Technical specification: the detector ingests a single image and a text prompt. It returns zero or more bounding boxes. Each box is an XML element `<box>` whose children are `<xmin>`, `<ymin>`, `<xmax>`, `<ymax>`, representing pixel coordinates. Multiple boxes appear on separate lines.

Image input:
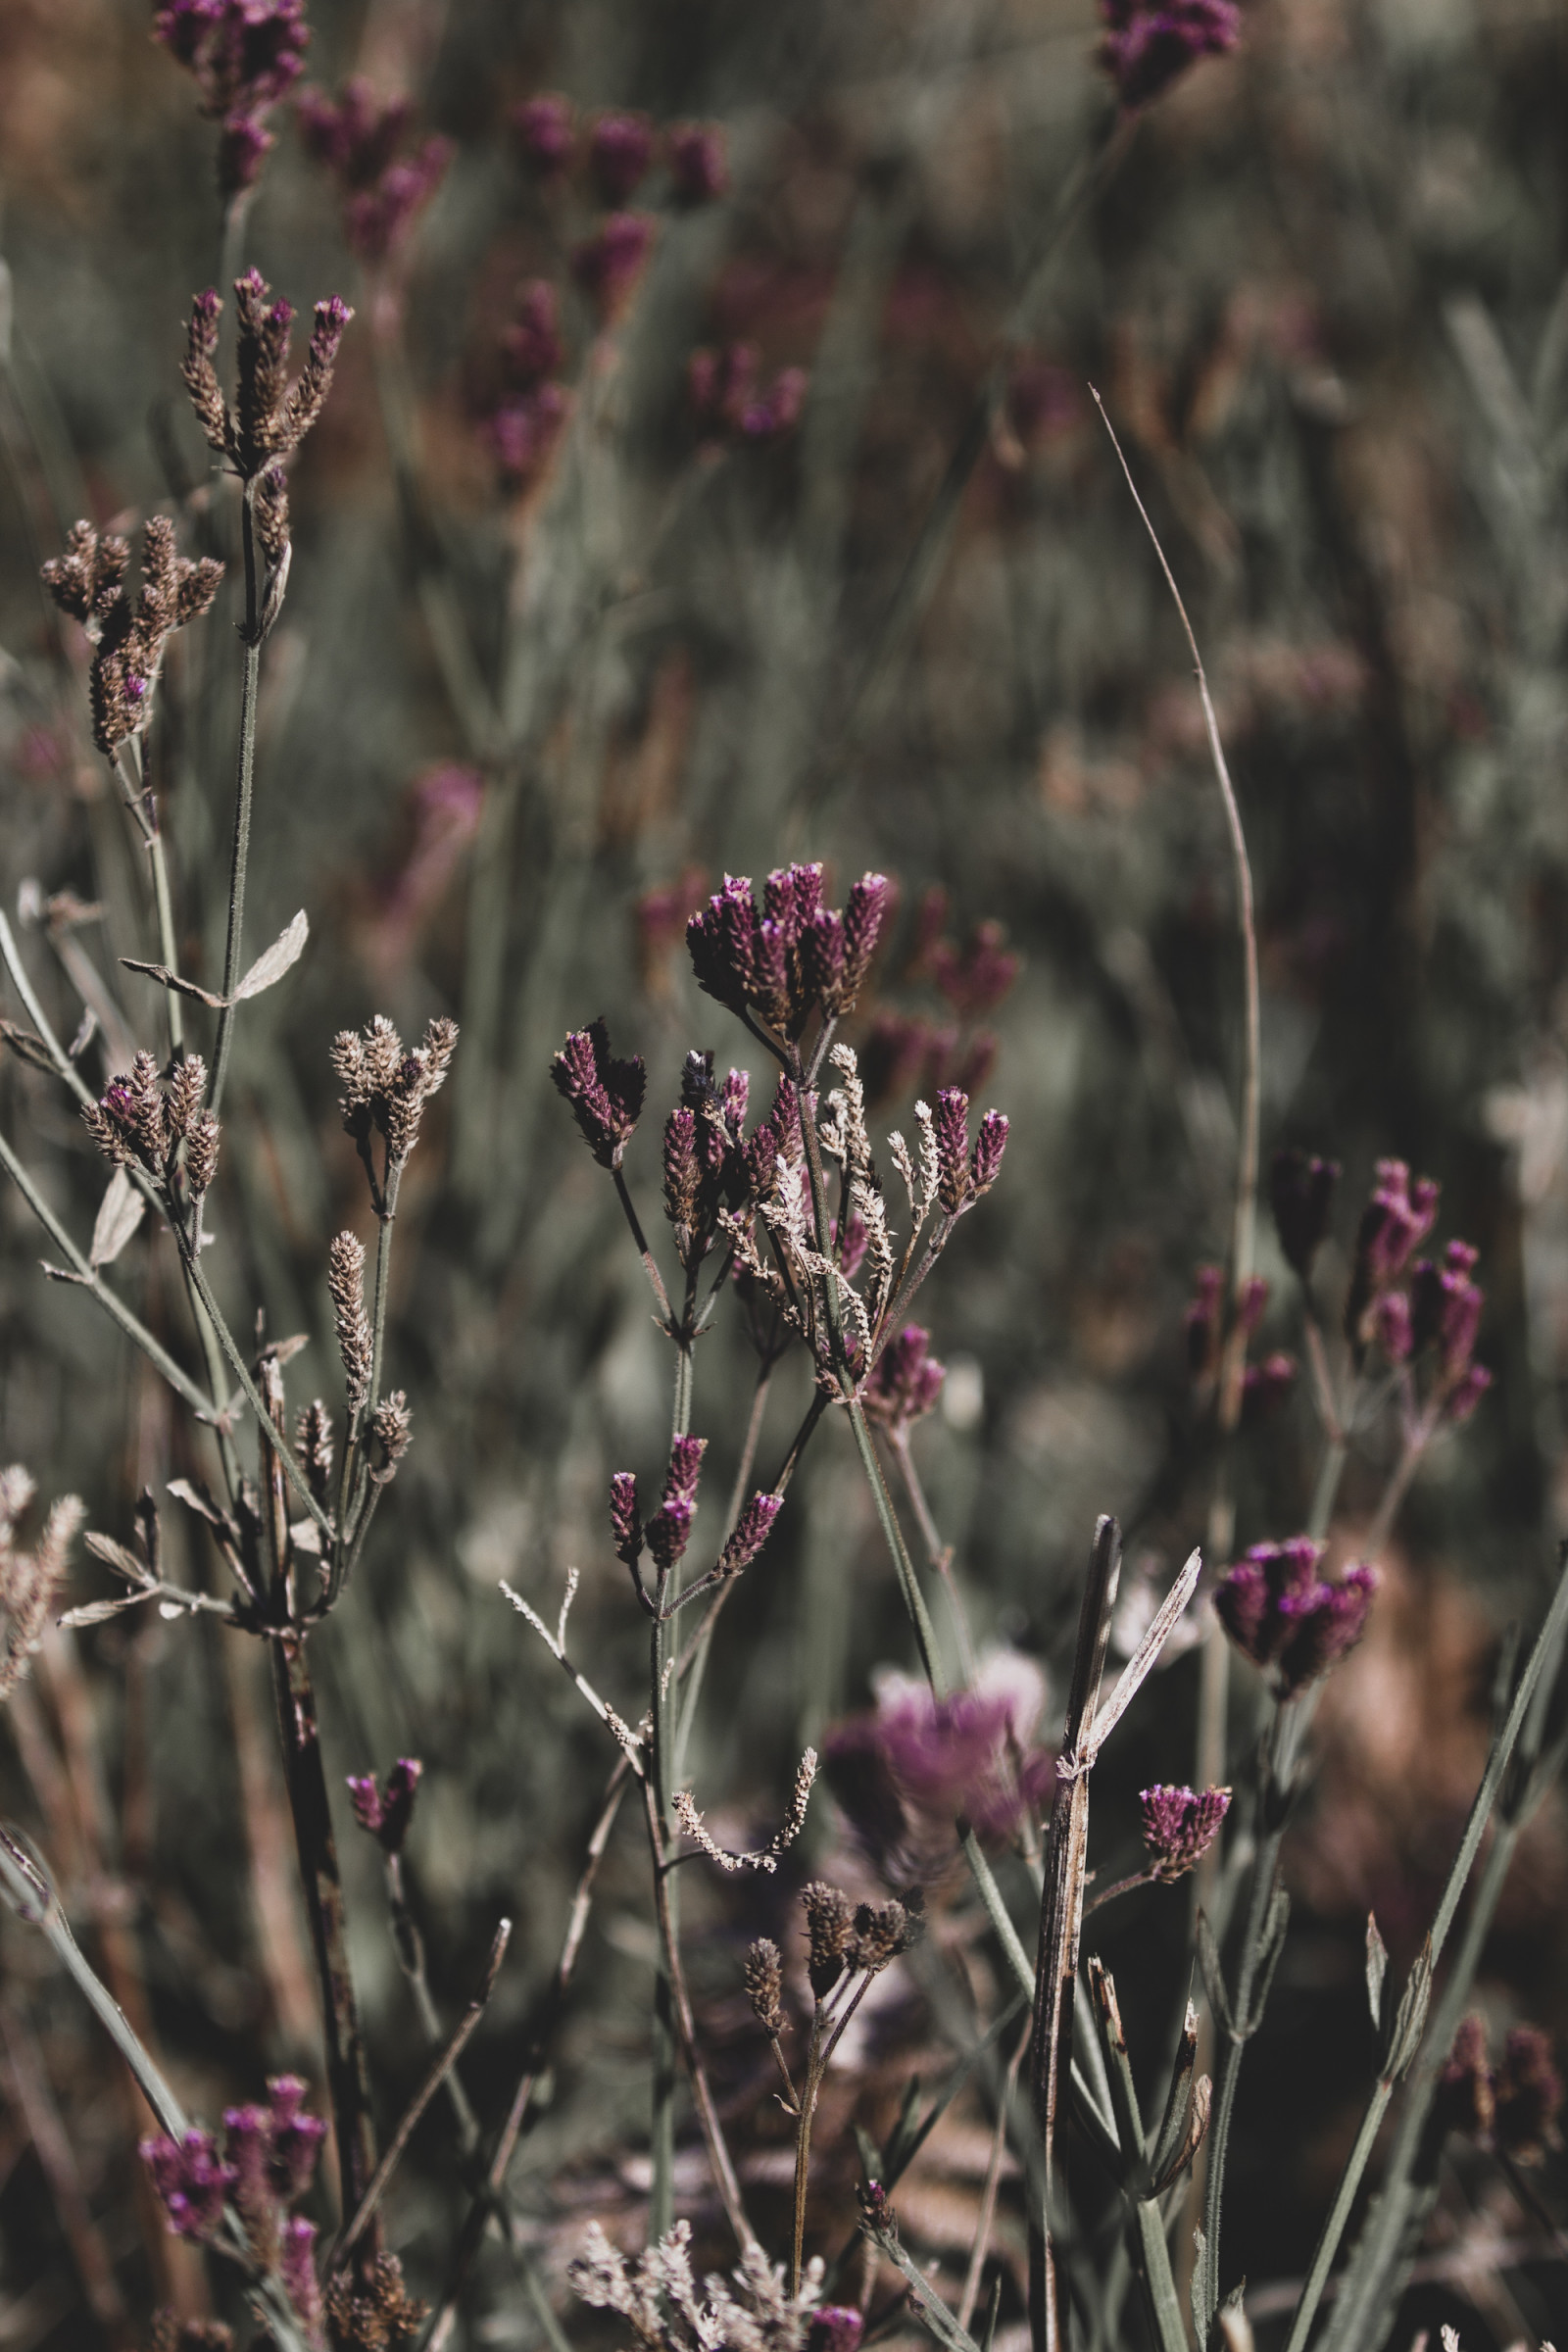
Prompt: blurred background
<box><xmin>1</xmin><ymin>0</ymin><xmax>1568</xmax><ymax>2343</ymax></box>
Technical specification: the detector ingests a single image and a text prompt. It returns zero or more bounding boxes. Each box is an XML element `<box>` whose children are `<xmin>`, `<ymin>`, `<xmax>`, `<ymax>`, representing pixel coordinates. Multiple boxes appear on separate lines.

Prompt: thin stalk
<box><xmin>615</xmin><ymin>1165</ymin><xmax>673</xmax><ymax>1326</ymax></box>
<box><xmin>175</xmin><ymin>1233</ymin><xmax>334</xmax><ymax>1536</ymax></box>
<box><xmin>959</xmin><ymin>2018</ymin><xmax>1030</xmax><ymax>2331</ymax></box>
<box><xmin>649</xmin><ymin>1268</ymin><xmax>698</xmax><ymax>2242</ymax></box>
<box><xmin>641</xmin><ymin>1776</ymin><xmax>756</xmax><ymax>2251</ymax></box>
<box><xmin>1027</xmin><ymin>1515</ymin><xmax>1122</xmax><ymax>2352</ymax></box>
<box><xmin>270</xmin><ymin>1635</ymin><xmax>378</xmax><ymax>2230</ymax></box>
<box><xmin>116</xmin><ymin>740</ymin><xmax>184</xmax><ymax>1061</ymax></box>
<box><xmin>674</xmin><ymin>1359</ymin><xmax>773</xmax><ymax>1781</ymax></box>
<box><xmin>333</xmin><ymin>1920</ymin><xmax>511</xmax><ymax>2269</ymax></box>
<box><xmin>421</xmin><ymin>1762</ymin><xmax>629</xmax><ymax>2352</ymax></box>
<box><xmin>890</xmin><ymin>1425</ymin><xmax>977</xmax><ymax>1684</ymax></box>
<box><xmin>847</xmin><ymin>1398</ymin><xmax>944</xmax><ymax>1691</ymax></box>
<box><xmin>210</xmin><ymin>481</ymin><xmax>261</xmax><ymax>1114</ymax></box>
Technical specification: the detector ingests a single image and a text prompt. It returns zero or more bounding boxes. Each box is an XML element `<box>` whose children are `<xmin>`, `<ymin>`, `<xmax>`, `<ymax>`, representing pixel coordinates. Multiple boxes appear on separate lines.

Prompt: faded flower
<box><xmin>42</xmin><ymin>518</ymin><xmax>223</xmax><ymax>757</ymax></box>
<box><xmin>569</xmin><ymin>2219</ymin><xmax>824</xmax><ymax>2352</ymax></box>
<box><xmin>0</xmin><ymin>1470</ymin><xmax>84</xmax><ymax>1702</ymax></box>
<box><xmin>825</xmin><ymin>1650</ymin><xmax>1054</xmax><ymax>1872</ymax></box>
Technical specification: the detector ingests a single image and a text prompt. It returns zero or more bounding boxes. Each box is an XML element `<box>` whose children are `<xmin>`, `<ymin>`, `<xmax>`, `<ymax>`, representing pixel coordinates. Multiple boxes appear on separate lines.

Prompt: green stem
<box><xmin>176</xmin><ymin>1232</ymin><xmax>334</xmax><ymax>1536</ymax></box>
<box><xmin>649</xmin><ymin>1279</ymin><xmax>697</xmax><ymax>2244</ymax></box>
<box><xmin>210</xmin><ymin>482</ymin><xmax>261</xmax><ymax>1115</ymax></box>
<box><xmin>847</xmin><ymin>1397</ymin><xmax>945</xmax><ymax>1693</ymax></box>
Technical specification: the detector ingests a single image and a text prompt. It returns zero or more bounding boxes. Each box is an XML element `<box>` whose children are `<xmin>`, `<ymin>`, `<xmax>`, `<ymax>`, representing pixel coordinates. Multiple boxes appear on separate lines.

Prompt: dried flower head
<box><xmin>295</xmin><ymin>1400</ymin><xmax>333</xmax><ymax>1507</ymax></box>
<box><xmin>0</xmin><ymin>1472</ymin><xmax>84</xmax><ymax>1703</ymax></box>
<box><xmin>182</xmin><ymin>275</ymin><xmax>352</xmax><ymax>487</ymax></box>
<box><xmin>81</xmin><ymin>1053</ymin><xmax>218</xmax><ymax>1202</ymax></box>
<box><xmin>369</xmin><ymin>1392</ymin><xmax>413</xmax><ymax>1480</ymax></box>
<box><xmin>327</xmin><ymin>1232</ymin><xmax>371</xmax><ymax>1409</ymax></box>
<box><xmin>1139</xmin><ymin>1784</ymin><xmax>1231</xmax><ymax>1882</ymax></box>
<box><xmin>551</xmin><ymin>1018</ymin><xmax>645</xmax><ymax>1170</ymax></box>
<box><xmin>324</xmin><ymin>2251</ymin><xmax>425</xmax><ymax>2352</ymax></box>
<box><xmin>569</xmin><ymin>2219</ymin><xmax>823</xmax><ymax>2352</ymax></box>
<box><xmin>1099</xmin><ymin>0</ymin><xmax>1243</xmax><ymax>109</ymax></box>
<box><xmin>1214</xmin><ymin>1538</ymin><xmax>1377</xmax><ymax>1696</ymax></box>
<box><xmin>801</xmin><ymin>1881</ymin><xmax>858</xmax><ymax>1999</ymax></box>
<box><xmin>140</xmin><ymin>2129</ymin><xmax>235</xmax><ymax>2240</ymax></box>
<box><xmin>347</xmin><ymin>1757</ymin><xmax>422</xmax><ymax>1854</ymax></box>
<box><xmin>715</xmin><ymin>1491</ymin><xmax>785</xmax><ymax>1581</ymax></box>
<box><xmin>849</xmin><ymin>1888</ymin><xmax>925</xmax><ymax>1973</ymax></box>
<box><xmin>744</xmin><ymin>1937</ymin><xmax>785</xmax><ymax>2034</ymax></box>
<box><xmin>42</xmin><ymin>517</ymin><xmax>223</xmax><ymax>757</ymax></box>
<box><xmin>333</xmin><ymin>1012</ymin><xmax>458</xmax><ymax>1170</ymax></box>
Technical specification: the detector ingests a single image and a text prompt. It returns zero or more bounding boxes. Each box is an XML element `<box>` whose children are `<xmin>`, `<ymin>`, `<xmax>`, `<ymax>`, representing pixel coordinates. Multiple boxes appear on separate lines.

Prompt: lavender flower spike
<box><xmin>863</xmin><ymin>1325</ymin><xmax>946</xmax><ymax>1434</ymax></box>
<box><xmin>282</xmin><ymin>2216</ymin><xmax>326</xmax><ymax>2352</ymax></box>
<box><xmin>346</xmin><ymin>1757</ymin><xmax>422</xmax><ymax>1854</ymax></box>
<box><xmin>1140</xmin><ymin>1783</ymin><xmax>1231</xmax><ymax>1882</ymax></box>
<box><xmin>551</xmin><ymin>1017</ymin><xmax>646</xmax><ymax>1168</ymax></box>
<box><xmin>141</xmin><ymin>2129</ymin><xmax>235</xmax><ymax>2240</ymax></box>
<box><xmin>717</xmin><ymin>1492</ymin><xmax>784</xmax><ymax>1578</ymax></box>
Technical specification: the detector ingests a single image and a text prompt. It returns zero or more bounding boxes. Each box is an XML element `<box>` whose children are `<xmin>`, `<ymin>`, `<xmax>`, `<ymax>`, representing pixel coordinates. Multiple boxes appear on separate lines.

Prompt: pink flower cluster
<box><xmin>296</xmin><ymin>77</ymin><xmax>453</xmax><ymax>265</ymax></box>
<box><xmin>1214</xmin><ymin>1537</ymin><xmax>1376</xmax><ymax>1697</ymax></box>
<box><xmin>153</xmin><ymin>0</ymin><xmax>310</xmax><ymax>194</ymax></box>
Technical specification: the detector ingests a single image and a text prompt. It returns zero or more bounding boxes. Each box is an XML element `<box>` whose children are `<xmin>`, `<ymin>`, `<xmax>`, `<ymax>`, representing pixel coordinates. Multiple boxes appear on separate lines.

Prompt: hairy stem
<box><xmin>210</xmin><ymin>481</ymin><xmax>261</xmax><ymax>1114</ymax></box>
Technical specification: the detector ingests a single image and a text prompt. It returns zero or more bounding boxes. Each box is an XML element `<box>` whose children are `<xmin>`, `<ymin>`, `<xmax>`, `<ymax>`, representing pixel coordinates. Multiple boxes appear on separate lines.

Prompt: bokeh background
<box><xmin>2</xmin><ymin>0</ymin><xmax>1568</xmax><ymax>2344</ymax></box>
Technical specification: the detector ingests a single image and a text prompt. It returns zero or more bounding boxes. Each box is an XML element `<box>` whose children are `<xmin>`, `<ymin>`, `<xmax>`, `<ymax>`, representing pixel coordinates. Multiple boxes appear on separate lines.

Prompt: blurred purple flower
<box><xmin>1241</xmin><ymin>1349</ymin><xmax>1298</xmax><ymax>1424</ymax></box>
<box><xmin>667</xmin><ymin>121</ymin><xmax>729</xmax><ymax>204</ymax></box>
<box><xmin>1270</xmin><ymin>1148</ymin><xmax>1340</xmax><ymax>1279</ymax></box>
<box><xmin>825</xmin><ymin>1651</ymin><xmax>1054</xmax><ymax>1871</ymax></box>
<box><xmin>589</xmin><ymin>112</ymin><xmax>654</xmax><ymax>204</ymax></box>
<box><xmin>1494</xmin><ymin>2026</ymin><xmax>1563</xmax><ymax>2163</ymax></box>
<box><xmin>1184</xmin><ymin>1263</ymin><xmax>1224</xmax><ymax>1381</ymax></box>
<box><xmin>488</xmin><ymin>384</ymin><xmax>570</xmax><ymax>489</ymax></box>
<box><xmin>571</xmin><ymin>213</ymin><xmax>655</xmax><ymax>315</ymax></box>
<box><xmin>347</xmin><ymin>1757</ymin><xmax>422</xmax><ymax>1854</ymax></box>
<box><xmin>1099</xmin><ymin>0</ymin><xmax>1243</xmax><ymax>109</ymax></box>
<box><xmin>1346</xmin><ymin>1157</ymin><xmax>1440</xmax><ymax>1345</ymax></box>
<box><xmin>154</xmin><ymin>0</ymin><xmax>310</xmax><ymax>192</ymax></box>
<box><xmin>512</xmin><ymin>93</ymin><xmax>575</xmax><ymax>177</ymax></box>
<box><xmin>140</xmin><ymin>2129</ymin><xmax>234</xmax><ymax>2239</ymax></box>
<box><xmin>931</xmin><ymin>920</ymin><xmax>1019</xmax><ymax>1020</ymax></box>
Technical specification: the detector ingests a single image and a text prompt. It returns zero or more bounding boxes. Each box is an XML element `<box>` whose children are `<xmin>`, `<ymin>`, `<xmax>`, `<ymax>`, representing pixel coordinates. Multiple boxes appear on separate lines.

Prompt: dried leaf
<box><xmin>167</xmin><ymin>1477</ymin><xmax>231</xmax><ymax>1532</ymax></box>
<box><xmin>289</xmin><ymin>1518</ymin><xmax>323</xmax><ymax>1556</ymax></box>
<box><xmin>90</xmin><ymin>1167</ymin><xmax>145</xmax><ymax>1266</ymax></box>
<box><xmin>84</xmin><ymin>1531</ymin><xmax>153</xmax><ymax>1587</ymax></box>
<box><xmin>1365</xmin><ymin>1912</ymin><xmax>1389</xmax><ymax>2033</ymax></box>
<box><xmin>0</xmin><ymin>1019</ymin><xmax>59</xmax><ymax>1075</ymax></box>
<box><xmin>234</xmin><ymin>909</ymin><xmax>309</xmax><ymax>1001</ymax></box>
<box><xmin>120</xmin><ymin>957</ymin><xmax>227</xmax><ymax>1008</ymax></box>
<box><xmin>59</xmin><ymin>1593</ymin><xmax>154</xmax><ymax>1629</ymax></box>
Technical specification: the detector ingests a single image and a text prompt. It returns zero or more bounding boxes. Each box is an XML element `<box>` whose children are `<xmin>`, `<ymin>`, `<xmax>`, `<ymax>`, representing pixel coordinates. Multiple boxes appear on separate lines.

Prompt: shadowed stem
<box><xmin>673</xmin><ymin>1358</ymin><xmax>775</xmax><ymax>1783</ymax></box>
<box><xmin>1027</xmin><ymin>1514</ymin><xmax>1122</xmax><ymax>2352</ymax></box>
<box><xmin>210</xmin><ymin>480</ymin><xmax>261</xmax><ymax>1114</ymax></box>
<box><xmin>889</xmin><ymin>1424</ymin><xmax>977</xmax><ymax>1684</ymax></box>
<box><xmin>422</xmin><ymin>1760</ymin><xmax>630</xmax><ymax>2352</ymax></box>
<box><xmin>115</xmin><ymin>738</ymin><xmax>182</xmax><ymax>1059</ymax></box>
<box><xmin>270</xmin><ymin>1634</ymin><xmax>378</xmax><ymax>2235</ymax></box>
<box><xmin>650</xmin><ymin>1261</ymin><xmax>698</xmax><ymax>2242</ymax></box>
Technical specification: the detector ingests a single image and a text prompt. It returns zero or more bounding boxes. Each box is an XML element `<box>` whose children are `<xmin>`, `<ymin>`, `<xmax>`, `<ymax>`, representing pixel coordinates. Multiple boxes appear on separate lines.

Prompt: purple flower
<box><xmin>140</xmin><ymin>2130</ymin><xmax>234</xmax><ymax>2240</ymax></box>
<box><xmin>512</xmin><ymin>93</ymin><xmax>574</xmax><ymax>176</ymax></box>
<box><xmin>933</xmin><ymin>1088</ymin><xmax>972</xmax><ymax>1214</ymax></box>
<box><xmin>863</xmin><ymin>1326</ymin><xmax>946</xmax><ymax>1434</ymax></box>
<box><xmin>716</xmin><ymin>1492</ymin><xmax>783</xmax><ymax>1578</ymax></box>
<box><xmin>1240</xmin><ymin>1350</ymin><xmax>1298</xmax><ymax>1423</ymax></box>
<box><xmin>842</xmin><ymin>872</ymin><xmax>891</xmax><ymax>1004</ymax></box>
<box><xmin>1435</xmin><ymin>2014</ymin><xmax>1494</xmax><ymax>2141</ymax></box>
<box><xmin>826</xmin><ymin>1652</ymin><xmax>1054</xmax><ymax>1868</ymax></box>
<box><xmin>1214</xmin><ymin>1538</ymin><xmax>1377</xmax><ymax>1696</ymax></box>
<box><xmin>646</xmin><ymin>1437</ymin><xmax>708</xmax><ymax>1571</ymax></box>
<box><xmin>222</xmin><ymin>2102</ymin><xmax>280</xmax><ymax>2261</ymax></box>
<box><xmin>1139</xmin><ymin>1783</ymin><xmax>1231</xmax><ymax>1882</ymax></box>
<box><xmin>488</xmin><ymin>384</ymin><xmax>569</xmax><ymax>489</ymax></box>
<box><xmin>588</xmin><ymin>112</ymin><xmax>653</xmax><ymax>204</ymax></box>
<box><xmin>551</xmin><ymin>1018</ymin><xmax>646</xmax><ymax>1169</ymax></box>
<box><xmin>154</xmin><ymin>0</ymin><xmax>310</xmax><ymax>191</ymax></box>
<box><xmin>688</xmin><ymin>342</ymin><xmax>760</xmax><ymax>439</ymax></box>
<box><xmin>1346</xmin><ymin>1158</ymin><xmax>1440</xmax><ymax>1345</ymax></box>
<box><xmin>971</xmin><ymin>1107</ymin><xmax>1008</xmax><ymax>1197</ymax></box>
<box><xmin>265</xmin><ymin>2075</ymin><xmax>327</xmax><ymax>2202</ymax></box>
<box><xmin>296</xmin><ymin>77</ymin><xmax>411</xmax><ymax>182</ymax></box>
<box><xmin>1099</xmin><ymin>0</ymin><xmax>1243</xmax><ymax>109</ymax></box>
<box><xmin>571</xmin><ymin>212</ymin><xmax>655</xmax><ymax>314</ymax></box>
<box><xmin>609</xmin><ymin>1471</ymin><xmax>642</xmax><ymax>1570</ymax></box>
<box><xmin>502</xmin><ymin>280</ymin><xmax>564</xmax><ymax>389</ymax></box>
<box><xmin>667</xmin><ymin>121</ymin><xmax>729</xmax><ymax>204</ymax></box>
<box><xmin>1270</xmin><ymin>1148</ymin><xmax>1340</xmax><ymax>1279</ymax></box>
<box><xmin>1236</xmin><ymin>1274</ymin><xmax>1269</xmax><ymax>1337</ymax></box>
<box><xmin>282</xmin><ymin>2216</ymin><xmax>325</xmax><ymax>2351</ymax></box>
<box><xmin>740</xmin><ymin>367</ymin><xmax>808</xmax><ymax>442</ymax></box>
<box><xmin>343</xmin><ymin>141</ymin><xmax>452</xmax><ymax>265</ymax></box>
<box><xmin>1410</xmin><ymin>1240</ymin><xmax>1484</xmax><ymax>1386</ymax></box>
<box><xmin>1445</xmin><ymin>1362</ymin><xmax>1493</xmax><ymax>1424</ymax></box>
<box><xmin>1373</xmin><ymin>1290</ymin><xmax>1413</xmax><ymax>1365</ymax></box>
<box><xmin>807</xmin><ymin>2313</ymin><xmax>864</xmax><ymax>2352</ymax></box>
<box><xmin>346</xmin><ymin>1758</ymin><xmax>422</xmax><ymax>1854</ymax></box>
<box><xmin>931</xmin><ymin>921</ymin><xmax>1019</xmax><ymax>1020</ymax></box>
